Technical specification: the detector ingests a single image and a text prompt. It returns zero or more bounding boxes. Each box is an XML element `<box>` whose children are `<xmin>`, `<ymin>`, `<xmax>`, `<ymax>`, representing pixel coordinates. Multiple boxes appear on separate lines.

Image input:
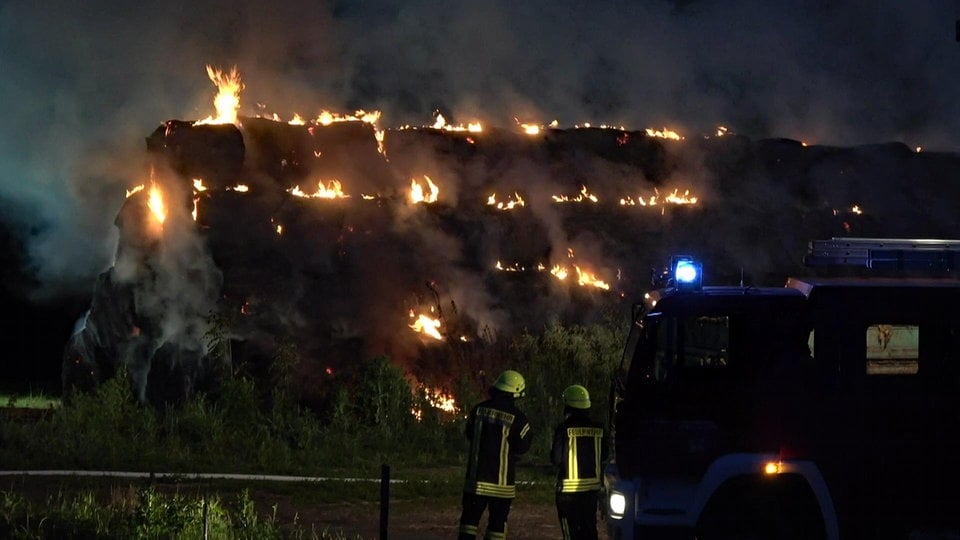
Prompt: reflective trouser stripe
<box><xmin>485</xmin><ymin>528</ymin><xmax>507</xmax><ymax>540</ymax></box>
<box><xmin>469</xmin><ymin>481</ymin><xmax>517</xmax><ymax>498</ymax></box>
<box><xmin>460</xmin><ymin>524</ymin><xmax>479</xmax><ymax>536</ymax></box>
<box><xmin>560</xmin><ymin>516</ymin><xmax>571</xmax><ymax>540</ymax></box>
<box><xmin>499</xmin><ymin>424</ymin><xmax>509</xmax><ymax>486</ymax></box>
<box><xmin>561</xmin><ymin>478</ymin><xmax>601</xmax><ymax>492</ymax></box>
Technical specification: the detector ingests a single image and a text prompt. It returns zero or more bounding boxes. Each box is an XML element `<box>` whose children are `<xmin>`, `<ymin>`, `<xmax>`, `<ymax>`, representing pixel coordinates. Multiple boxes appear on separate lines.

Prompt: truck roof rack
<box><xmin>804</xmin><ymin>237</ymin><xmax>960</xmax><ymax>270</ymax></box>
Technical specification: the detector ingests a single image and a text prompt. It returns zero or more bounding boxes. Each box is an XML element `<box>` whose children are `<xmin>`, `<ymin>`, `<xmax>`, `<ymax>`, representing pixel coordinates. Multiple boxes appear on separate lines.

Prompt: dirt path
<box><xmin>278</xmin><ymin>497</ymin><xmax>609</xmax><ymax>539</ymax></box>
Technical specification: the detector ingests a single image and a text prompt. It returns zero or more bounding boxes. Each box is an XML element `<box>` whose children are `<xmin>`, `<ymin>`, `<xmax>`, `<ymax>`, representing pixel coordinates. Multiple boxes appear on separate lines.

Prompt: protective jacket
<box><xmin>463</xmin><ymin>392</ymin><xmax>532</xmax><ymax>498</ymax></box>
<box><xmin>551</xmin><ymin>409</ymin><xmax>607</xmax><ymax>493</ymax></box>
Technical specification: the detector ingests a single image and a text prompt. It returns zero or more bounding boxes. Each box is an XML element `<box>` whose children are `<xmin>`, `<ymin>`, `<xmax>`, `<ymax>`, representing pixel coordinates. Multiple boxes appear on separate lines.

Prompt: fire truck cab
<box><xmin>605</xmin><ymin>240</ymin><xmax>960</xmax><ymax>539</ymax></box>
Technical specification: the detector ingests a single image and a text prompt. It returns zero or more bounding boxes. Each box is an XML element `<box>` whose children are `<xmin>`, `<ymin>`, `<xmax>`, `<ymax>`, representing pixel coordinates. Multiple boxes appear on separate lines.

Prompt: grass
<box><xmin>0</xmin><ymin>391</ymin><xmax>60</xmax><ymax>409</ymax></box>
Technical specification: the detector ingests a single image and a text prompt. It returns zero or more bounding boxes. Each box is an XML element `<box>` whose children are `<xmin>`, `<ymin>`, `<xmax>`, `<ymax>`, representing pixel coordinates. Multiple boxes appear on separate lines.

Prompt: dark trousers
<box><xmin>556</xmin><ymin>491</ymin><xmax>599</xmax><ymax>540</ymax></box>
<box><xmin>458</xmin><ymin>491</ymin><xmax>513</xmax><ymax>539</ymax></box>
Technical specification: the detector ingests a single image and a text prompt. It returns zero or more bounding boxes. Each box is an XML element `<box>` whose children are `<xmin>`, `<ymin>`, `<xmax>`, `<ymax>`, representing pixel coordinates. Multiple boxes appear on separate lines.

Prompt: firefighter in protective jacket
<box><xmin>551</xmin><ymin>384</ymin><xmax>607</xmax><ymax>540</ymax></box>
<box><xmin>458</xmin><ymin>370</ymin><xmax>532</xmax><ymax>540</ymax></box>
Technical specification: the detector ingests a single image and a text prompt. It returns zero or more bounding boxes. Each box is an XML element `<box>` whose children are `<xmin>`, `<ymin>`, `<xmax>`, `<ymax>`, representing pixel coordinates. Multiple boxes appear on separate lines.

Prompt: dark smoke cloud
<box><xmin>1</xmin><ymin>0</ymin><xmax>958</xmax><ymax>300</ymax></box>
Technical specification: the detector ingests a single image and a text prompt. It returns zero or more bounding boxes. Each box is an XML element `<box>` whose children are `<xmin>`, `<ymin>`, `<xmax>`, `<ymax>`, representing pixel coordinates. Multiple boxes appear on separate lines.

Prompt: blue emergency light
<box><xmin>671</xmin><ymin>255</ymin><xmax>703</xmax><ymax>291</ymax></box>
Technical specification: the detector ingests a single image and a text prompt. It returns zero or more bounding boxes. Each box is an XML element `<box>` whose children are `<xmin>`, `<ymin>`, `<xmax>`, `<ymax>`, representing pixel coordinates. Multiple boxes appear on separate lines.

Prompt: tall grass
<box><xmin>0</xmin><ymin>486</ymin><xmax>356</xmax><ymax>539</ymax></box>
<box><xmin>0</xmin><ymin>322</ymin><xmax>624</xmax><ymax>474</ymax></box>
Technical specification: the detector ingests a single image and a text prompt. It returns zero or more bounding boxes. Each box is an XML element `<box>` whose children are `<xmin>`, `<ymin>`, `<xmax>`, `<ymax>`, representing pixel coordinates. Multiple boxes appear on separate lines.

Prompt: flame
<box><xmin>495</xmin><ymin>260</ymin><xmax>525</xmax><ymax>272</ymax></box>
<box><xmin>851</xmin><ymin>205</ymin><xmax>863</xmax><ymax>215</ymax></box>
<box><xmin>486</xmin><ymin>192</ymin><xmax>525</xmax><ymax>210</ymax></box>
<box><xmin>575</xmin><ymin>265</ymin><xmax>611</xmax><ymax>290</ymax></box>
<box><xmin>289</xmin><ymin>113</ymin><xmax>306</xmax><ymax>125</ymax></box>
<box><xmin>192</xmin><ymin>178</ymin><xmax>207</xmax><ymax>192</ymax></box>
<box><xmin>645</xmin><ymin>127</ymin><xmax>683</xmax><ymax>140</ymax></box>
<box><xmin>552</xmin><ymin>185</ymin><xmax>599</xmax><ymax>203</ymax></box>
<box><xmin>620</xmin><ymin>188</ymin><xmax>698</xmax><ymax>206</ymax></box>
<box><xmin>575</xmin><ymin>122</ymin><xmax>627</xmax><ymax>130</ymax></box>
<box><xmin>716</xmin><ymin>126</ymin><xmax>729</xmax><ymax>137</ymax></box>
<box><xmin>430</xmin><ymin>112</ymin><xmax>483</xmax><ymax>132</ymax></box>
<box><xmin>194</xmin><ymin>65</ymin><xmax>243</xmax><ymax>126</ymax></box>
<box><xmin>409</xmin><ymin>312</ymin><xmax>443</xmax><ymax>340</ymax></box>
<box><xmin>410</xmin><ymin>176</ymin><xmax>439</xmax><ymax>204</ymax></box>
<box><xmin>227</xmin><ymin>184</ymin><xmax>249</xmax><ymax>192</ymax></box>
<box><xmin>125</xmin><ymin>184</ymin><xmax>145</xmax><ymax>198</ymax></box>
<box><xmin>411</xmin><ymin>385</ymin><xmax>458</xmax><ymax>421</ymax></box>
<box><xmin>375</xmin><ymin>129</ymin><xmax>386</xmax><ymax>155</ymax></box>
<box><xmin>148</xmin><ymin>182</ymin><xmax>166</xmax><ymax>225</ymax></box>
<box><xmin>423</xmin><ymin>386</ymin><xmax>457</xmax><ymax>412</ymax></box>
<box><xmin>550</xmin><ymin>265</ymin><xmax>569</xmax><ymax>280</ymax></box>
<box><xmin>315</xmin><ymin>109</ymin><xmax>381</xmax><ymax>126</ymax></box>
<box><xmin>287</xmin><ymin>179</ymin><xmax>350</xmax><ymax>199</ymax></box>
<box><xmin>664</xmin><ymin>188</ymin><xmax>698</xmax><ymax>204</ymax></box>
<box><xmin>916</xmin><ymin>146</ymin><xmax>922</xmax><ymax>153</ymax></box>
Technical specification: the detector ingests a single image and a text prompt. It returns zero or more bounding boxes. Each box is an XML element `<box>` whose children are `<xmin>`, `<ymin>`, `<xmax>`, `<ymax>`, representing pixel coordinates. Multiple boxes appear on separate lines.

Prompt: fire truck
<box><xmin>604</xmin><ymin>239</ymin><xmax>960</xmax><ymax>539</ymax></box>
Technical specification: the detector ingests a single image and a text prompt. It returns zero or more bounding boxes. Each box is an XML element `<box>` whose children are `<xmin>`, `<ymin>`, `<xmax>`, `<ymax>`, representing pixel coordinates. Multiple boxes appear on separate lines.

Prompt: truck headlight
<box><xmin>609</xmin><ymin>491</ymin><xmax>627</xmax><ymax>519</ymax></box>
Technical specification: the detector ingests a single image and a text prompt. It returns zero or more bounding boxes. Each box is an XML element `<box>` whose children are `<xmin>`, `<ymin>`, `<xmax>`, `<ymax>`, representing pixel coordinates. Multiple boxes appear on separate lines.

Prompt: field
<box><xmin>0</xmin><ymin>323</ymin><xmax>622</xmax><ymax>538</ymax></box>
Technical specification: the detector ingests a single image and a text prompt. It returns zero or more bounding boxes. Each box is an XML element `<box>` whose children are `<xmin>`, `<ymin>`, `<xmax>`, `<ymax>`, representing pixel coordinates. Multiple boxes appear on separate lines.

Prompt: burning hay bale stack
<box><xmin>64</xmin><ymin>108</ymin><xmax>960</xmax><ymax>406</ymax></box>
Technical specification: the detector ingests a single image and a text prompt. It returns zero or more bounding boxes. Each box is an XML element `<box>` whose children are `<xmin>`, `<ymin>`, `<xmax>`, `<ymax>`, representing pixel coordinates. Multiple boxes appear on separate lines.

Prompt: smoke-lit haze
<box><xmin>1</xmin><ymin>0</ymin><xmax>959</xmax><ymax>299</ymax></box>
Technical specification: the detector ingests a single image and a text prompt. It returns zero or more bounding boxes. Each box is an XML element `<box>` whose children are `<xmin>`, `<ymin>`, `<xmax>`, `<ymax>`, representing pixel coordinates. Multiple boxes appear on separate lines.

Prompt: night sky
<box><xmin>1</xmin><ymin>0</ymin><xmax>959</xmax><ymax>389</ymax></box>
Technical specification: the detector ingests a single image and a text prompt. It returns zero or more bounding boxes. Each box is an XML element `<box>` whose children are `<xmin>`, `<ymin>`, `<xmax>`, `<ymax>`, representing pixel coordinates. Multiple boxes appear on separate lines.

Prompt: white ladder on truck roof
<box><xmin>804</xmin><ymin>237</ymin><xmax>960</xmax><ymax>270</ymax></box>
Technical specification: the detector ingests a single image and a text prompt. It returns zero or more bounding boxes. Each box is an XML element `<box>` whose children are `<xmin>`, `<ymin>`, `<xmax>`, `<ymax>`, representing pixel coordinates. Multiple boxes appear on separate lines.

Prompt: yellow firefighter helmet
<box><xmin>563</xmin><ymin>384</ymin><xmax>591</xmax><ymax>409</ymax></box>
<box><xmin>493</xmin><ymin>370</ymin><xmax>526</xmax><ymax>397</ymax></box>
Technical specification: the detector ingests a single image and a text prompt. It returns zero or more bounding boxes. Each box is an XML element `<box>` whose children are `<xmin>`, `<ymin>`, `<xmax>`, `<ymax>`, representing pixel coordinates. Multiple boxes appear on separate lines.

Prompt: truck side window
<box><xmin>654</xmin><ymin>316</ymin><xmax>674</xmax><ymax>382</ymax></box>
<box><xmin>865</xmin><ymin>324</ymin><xmax>919</xmax><ymax>375</ymax></box>
<box><xmin>681</xmin><ymin>315</ymin><xmax>730</xmax><ymax>369</ymax></box>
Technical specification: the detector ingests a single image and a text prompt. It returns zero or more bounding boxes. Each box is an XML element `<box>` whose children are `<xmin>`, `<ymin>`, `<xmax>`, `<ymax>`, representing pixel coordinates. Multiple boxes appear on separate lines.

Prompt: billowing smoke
<box><xmin>2</xmin><ymin>0</ymin><xmax>958</xmax><ymax>299</ymax></box>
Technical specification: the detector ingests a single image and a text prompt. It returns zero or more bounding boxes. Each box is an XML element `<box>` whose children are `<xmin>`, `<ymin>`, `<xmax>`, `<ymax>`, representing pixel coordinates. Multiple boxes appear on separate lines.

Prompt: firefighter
<box><xmin>551</xmin><ymin>384</ymin><xmax>607</xmax><ymax>540</ymax></box>
<box><xmin>458</xmin><ymin>370</ymin><xmax>532</xmax><ymax>540</ymax></box>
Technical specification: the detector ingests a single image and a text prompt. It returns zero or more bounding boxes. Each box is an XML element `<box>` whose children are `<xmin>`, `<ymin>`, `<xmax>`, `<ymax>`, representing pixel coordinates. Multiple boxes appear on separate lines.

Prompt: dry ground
<box><xmin>259</xmin><ymin>492</ymin><xmax>610</xmax><ymax>539</ymax></box>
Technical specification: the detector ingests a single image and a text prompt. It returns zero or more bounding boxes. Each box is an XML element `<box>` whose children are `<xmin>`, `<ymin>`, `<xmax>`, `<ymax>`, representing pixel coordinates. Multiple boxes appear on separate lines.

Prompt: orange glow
<box><xmin>764</xmin><ymin>461</ymin><xmax>782</xmax><ymax>475</ymax></box>
<box><xmin>194</xmin><ymin>65</ymin><xmax>243</xmax><ymax>126</ymax></box>
<box><xmin>410</xmin><ymin>175</ymin><xmax>439</xmax><ymax>204</ymax></box>
<box><xmin>552</xmin><ymin>185</ymin><xmax>599</xmax><ymax>203</ymax></box>
<box><xmin>486</xmin><ymin>192</ymin><xmax>525</xmax><ymax>210</ymax></box>
<box><xmin>409</xmin><ymin>312</ymin><xmax>443</xmax><ymax>340</ymax></box>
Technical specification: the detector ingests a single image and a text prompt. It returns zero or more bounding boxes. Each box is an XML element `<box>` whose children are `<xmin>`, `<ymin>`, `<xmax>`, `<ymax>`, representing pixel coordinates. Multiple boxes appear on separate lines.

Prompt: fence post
<box><xmin>380</xmin><ymin>464</ymin><xmax>390</xmax><ymax>539</ymax></box>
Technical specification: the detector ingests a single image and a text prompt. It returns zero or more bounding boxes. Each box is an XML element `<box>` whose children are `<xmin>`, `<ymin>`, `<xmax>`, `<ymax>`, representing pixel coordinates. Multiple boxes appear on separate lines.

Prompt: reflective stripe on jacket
<box><xmin>551</xmin><ymin>412</ymin><xmax>607</xmax><ymax>493</ymax></box>
<box><xmin>464</xmin><ymin>394</ymin><xmax>532</xmax><ymax>498</ymax></box>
